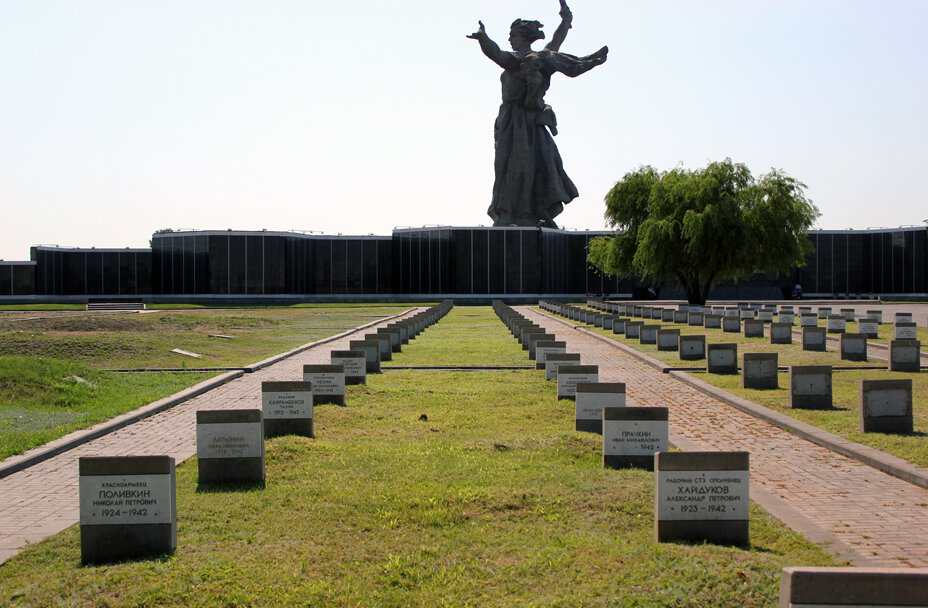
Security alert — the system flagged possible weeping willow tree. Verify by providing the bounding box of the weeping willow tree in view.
[588,159,819,305]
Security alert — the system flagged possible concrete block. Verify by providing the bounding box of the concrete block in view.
[839,333,868,362]
[657,328,680,351]
[743,319,764,338]
[802,327,827,352]
[769,322,792,345]
[557,365,599,400]
[889,340,921,373]
[779,566,928,608]
[545,352,581,381]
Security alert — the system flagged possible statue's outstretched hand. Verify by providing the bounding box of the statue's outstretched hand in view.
[466,21,485,39]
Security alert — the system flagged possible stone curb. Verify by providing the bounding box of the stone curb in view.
[0,308,419,480]
[243,308,418,372]
[0,370,244,480]
[667,370,928,492]
[668,430,871,566]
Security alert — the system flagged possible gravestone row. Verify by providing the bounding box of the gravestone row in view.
[78,300,456,564]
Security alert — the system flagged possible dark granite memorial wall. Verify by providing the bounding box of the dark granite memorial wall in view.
[4,226,926,300]
[797,228,927,297]
[31,247,151,297]
[151,231,393,296]
[0,262,36,296]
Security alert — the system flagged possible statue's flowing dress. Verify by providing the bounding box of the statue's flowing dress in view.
[488,50,603,227]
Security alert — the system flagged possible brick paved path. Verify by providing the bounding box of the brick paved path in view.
[519,307,928,568]
[0,311,420,564]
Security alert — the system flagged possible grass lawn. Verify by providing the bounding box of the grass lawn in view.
[0,307,841,607]
[0,306,416,459]
[0,357,215,459]
[568,307,928,468]
[0,305,410,370]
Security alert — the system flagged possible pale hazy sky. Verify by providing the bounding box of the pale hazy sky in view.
[2,0,926,260]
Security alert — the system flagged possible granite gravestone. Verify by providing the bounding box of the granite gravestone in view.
[303,364,346,406]
[742,353,778,390]
[743,319,764,338]
[707,343,738,374]
[196,409,264,483]
[603,407,668,470]
[79,455,176,564]
[722,316,741,333]
[789,366,833,409]
[349,339,381,373]
[779,567,928,608]
[535,339,566,370]
[859,379,913,434]
[262,381,313,438]
[826,315,846,334]
[839,333,867,362]
[657,328,680,351]
[889,340,921,372]
[545,352,581,381]
[557,364,598,400]
[769,322,792,345]
[654,451,749,545]
[801,326,827,352]
[575,382,625,433]
[679,334,706,360]
[857,319,879,339]
[331,350,367,385]
[639,324,659,345]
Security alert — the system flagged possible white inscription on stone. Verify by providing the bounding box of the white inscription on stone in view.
[537,345,565,365]
[304,372,345,395]
[894,325,918,340]
[657,470,748,520]
[827,318,846,331]
[779,312,795,325]
[79,474,173,525]
[335,356,366,377]
[858,321,878,335]
[197,422,263,459]
[558,373,597,398]
[575,391,625,420]
[604,420,667,456]
[262,390,312,419]
[865,390,909,418]
[800,315,818,327]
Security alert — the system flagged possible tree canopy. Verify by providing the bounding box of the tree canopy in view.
[587,159,820,304]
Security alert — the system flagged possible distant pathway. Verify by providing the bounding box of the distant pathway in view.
[0,310,420,564]
[520,306,928,568]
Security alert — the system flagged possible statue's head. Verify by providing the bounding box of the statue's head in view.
[509,19,544,50]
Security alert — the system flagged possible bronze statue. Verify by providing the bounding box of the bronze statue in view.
[468,0,608,228]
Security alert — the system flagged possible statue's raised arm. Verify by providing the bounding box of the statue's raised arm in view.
[544,0,573,52]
